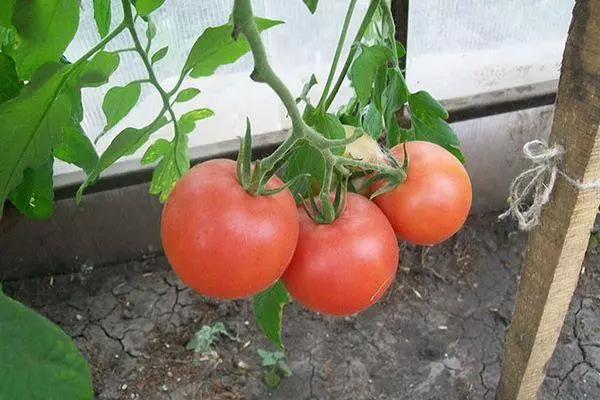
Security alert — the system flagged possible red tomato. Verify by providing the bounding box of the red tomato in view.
[161,159,299,299]
[282,193,399,316]
[373,141,472,245]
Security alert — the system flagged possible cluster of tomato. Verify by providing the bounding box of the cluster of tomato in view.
[160,140,472,317]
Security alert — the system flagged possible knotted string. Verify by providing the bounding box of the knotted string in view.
[499,140,600,231]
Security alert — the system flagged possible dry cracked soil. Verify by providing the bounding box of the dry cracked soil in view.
[5,213,600,399]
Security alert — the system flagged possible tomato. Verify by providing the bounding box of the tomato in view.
[373,141,472,245]
[161,159,299,299]
[282,193,399,316]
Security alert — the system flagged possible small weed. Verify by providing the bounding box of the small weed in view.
[187,322,234,364]
[257,349,292,388]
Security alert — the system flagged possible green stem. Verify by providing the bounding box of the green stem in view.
[323,0,381,111]
[381,3,399,67]
[121,0,183,176]
[316,0,357,110]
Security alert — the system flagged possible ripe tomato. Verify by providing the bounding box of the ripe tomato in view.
[373,141,472,245]
[282,193,399,316]
[161,159,299,299]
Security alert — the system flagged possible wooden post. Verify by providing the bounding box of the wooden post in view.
[391,0,409,70]
[496,0,600,399]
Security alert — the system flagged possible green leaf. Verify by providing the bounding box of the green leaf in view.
[252,281,292,349]
[408,91,464,162]
[263,369,281,389]
[7,0,80,79]
[337,96,360,127]
[142,137,189,202]
[311,111,346,155]
[78,51,120,88]
[183,17,283,78]
[0,63,71,216]
[350,45,393,105]
[296,74,317,104]
[383,67,408,128]
[0,53,22,104]
[284,140,325,196]
[151,46,168,64]
[302,0,318,13]
[55,124,99,175]
[0,0,14,27]
[373,64,387,113]
[135,0,165,17]
[8,158,54,219]
[178,108,215,135]
[77,117,168,202]
[174,88,201,103]
[146,19,157,42]
[395,40,406,58]
[93,0,111,38]
[278,360,293,377]
[102,81,142,131]
[0,291,93,399]
[361,103,383,140]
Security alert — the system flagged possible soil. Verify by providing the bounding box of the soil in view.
[5,213,600,399]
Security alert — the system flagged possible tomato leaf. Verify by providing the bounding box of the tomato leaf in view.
[302,0,318,13]
[310,111,346,155]
[252,280,291,349]
[55,123,99,175]
[151,46,168,65]
[135,0,165,17]
[102,81,142,132]
[373,64,387,113]
[361,103,383,140]
[408,91,464,162]
[174,88,201,103]
[0,63,71,216]
[8,158,54,219]
[0,53,22,104]
[142,137,189,201]
[296,74,317,104]
[0,289,93,399]
[383,67,408,129]
[93,0,111,38]
[183,17,283,78]
[79,51,120,88]
[178,108,215,135]
[350,45,393,105]
[7,0,80,79]
[0,0,14,28]
[146,19,157,42]
[284,140,325,196]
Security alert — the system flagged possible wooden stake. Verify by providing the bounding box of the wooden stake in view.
[496,0,600,398]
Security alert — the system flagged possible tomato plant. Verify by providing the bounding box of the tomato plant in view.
[373,141,472,245]
[1,0,471,395]
[282,193,399,316]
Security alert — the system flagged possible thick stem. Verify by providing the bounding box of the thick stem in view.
[323,0,381,111]
[316,0,358,110]
[121,0,184,176]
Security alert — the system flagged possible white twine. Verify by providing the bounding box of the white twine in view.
[499,140,600,231]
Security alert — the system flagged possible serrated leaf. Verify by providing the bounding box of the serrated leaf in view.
[55,123,99,175]
[102,81,141,131]
[0,0,14,27]
[350,45,393,105]
[8,158,54,219]
[285,141,325,196]
[0,291,93,399]
[93,0,111,38]
[79,51,120,88]
[296,74,317,103]
[302,0,318,13]
[252,281,291,349]
[77,117,168,202]
[7,0,80,79]
[178,108,215,135]
[0,63,71,216]
[151,46,168,64]
[311,111,346,155]
[135,0,165,17]
[408,91,463,161]
[142,137,189,201]
[361,103,383,140]
[174,88,201,103]
[183,17,283,78]
[0,53,22,104]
